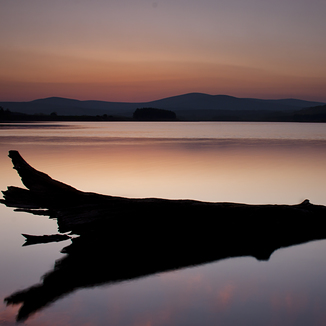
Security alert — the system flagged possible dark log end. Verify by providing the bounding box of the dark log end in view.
[8,150,81,195]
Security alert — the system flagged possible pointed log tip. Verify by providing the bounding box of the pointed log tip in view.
[8,150,22,163]
[8,150,30,172]
[5,150,81,195]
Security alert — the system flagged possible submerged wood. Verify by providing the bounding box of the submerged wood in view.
[22,233,71,246]
[2,150,326,321]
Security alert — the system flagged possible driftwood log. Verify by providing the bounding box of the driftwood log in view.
[2,150,326,321]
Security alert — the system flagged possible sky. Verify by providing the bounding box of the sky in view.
[0,0,325,102]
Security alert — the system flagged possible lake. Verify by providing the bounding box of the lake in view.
[1,121,326,325]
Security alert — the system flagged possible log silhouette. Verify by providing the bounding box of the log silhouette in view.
[2,150,326,322]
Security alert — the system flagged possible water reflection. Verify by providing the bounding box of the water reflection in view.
[5,217,326,323]
[1,136,326,204]
[0,123,78,130]
[2,121,326,140]
[1,122,326,325]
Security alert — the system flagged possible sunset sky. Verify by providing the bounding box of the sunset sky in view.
[1,0,325,102]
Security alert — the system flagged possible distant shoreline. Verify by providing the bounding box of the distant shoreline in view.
[1,112,326,123]
[1,93,326,122]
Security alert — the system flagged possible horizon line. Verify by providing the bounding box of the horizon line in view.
[1,92,325,104]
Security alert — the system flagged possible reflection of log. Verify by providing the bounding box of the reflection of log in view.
[2,150,326,322]
[5,212,326,322]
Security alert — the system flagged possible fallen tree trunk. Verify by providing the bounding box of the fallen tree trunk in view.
[1,150,326,258]
[2,150,326,322]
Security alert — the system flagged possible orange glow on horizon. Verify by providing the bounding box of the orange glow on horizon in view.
[1,1,325,103]
[1,60,325,103]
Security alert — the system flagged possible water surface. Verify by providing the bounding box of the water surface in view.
[0,122,326,325]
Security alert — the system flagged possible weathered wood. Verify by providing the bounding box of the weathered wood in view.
[2,150,326,237]
[2,150,326,322]
[1,150,326,250]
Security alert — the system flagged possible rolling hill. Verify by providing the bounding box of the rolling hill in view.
[0,93,325,121]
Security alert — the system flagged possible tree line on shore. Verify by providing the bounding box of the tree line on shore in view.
[1,105,326,122]
[0,107,177,122]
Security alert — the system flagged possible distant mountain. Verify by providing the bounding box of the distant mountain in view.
[0,93,324,120]
[0,97,137,117]
[147,93,324,111]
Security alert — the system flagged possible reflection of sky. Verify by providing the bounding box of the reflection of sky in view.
[2,122,326,140]
[1,122,326,205]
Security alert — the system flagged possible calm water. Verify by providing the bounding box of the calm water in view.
[1,121,326,325]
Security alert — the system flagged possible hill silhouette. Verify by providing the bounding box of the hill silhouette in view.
[0,93,325,121]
